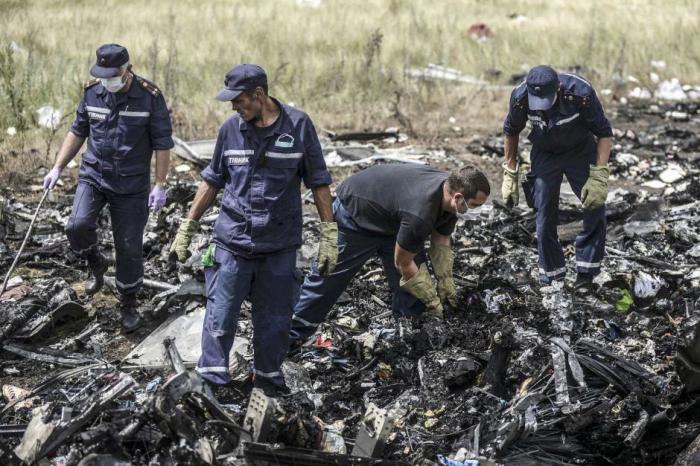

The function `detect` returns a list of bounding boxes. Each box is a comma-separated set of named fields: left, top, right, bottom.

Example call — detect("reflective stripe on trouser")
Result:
left=290, top=199, right=426, bottom=341
left=65, top=181, right=148, bottom=295
left=197, top=247, right=300, bottom=386
left=530, top=146, right=606, bottom=284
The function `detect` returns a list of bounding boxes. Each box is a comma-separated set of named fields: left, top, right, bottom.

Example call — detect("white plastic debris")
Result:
left=659, top=164, right=686, bottom=184
left=650, top=59, right=666, bottom=70
left=175, top=164, right=191, bottom=173
left=36, top=106, right=61, bottom=129
left=642, top=180, right=666, bottom=189
left=628, top=87, right=652, bottom=99
left=688, top=243, right=700, bottom=258
left=6, top=127, right=17, bottom=136
left=405, top=64, right=488, bottom=85
left=296, top=0, right=322, bottom=7
left=655, top=79, right=686, bottom=101
left=650, top=72, right=660, bottom=84
left=615, top=152, right=639, bottom=167
left=600, top=88, right=613, bottom=96
left=666, top=111, right=689, bottom=121
left=634, top=271, right=665, bottom=299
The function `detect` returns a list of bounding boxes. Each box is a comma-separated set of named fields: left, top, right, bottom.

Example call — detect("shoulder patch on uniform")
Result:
left=135, top=76, right=162, bottom=97
left=561, top=90, right=592, bottom=108
left=514, top=92, right=528, bottom=110
left=84, top=78, right=99, bottom=89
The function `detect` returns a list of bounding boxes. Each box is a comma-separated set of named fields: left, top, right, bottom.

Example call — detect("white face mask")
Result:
left=100, top=75, right=126, bottom=93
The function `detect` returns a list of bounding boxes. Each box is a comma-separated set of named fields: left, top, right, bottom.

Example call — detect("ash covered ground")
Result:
left=2, top=99, right=700, bottom=465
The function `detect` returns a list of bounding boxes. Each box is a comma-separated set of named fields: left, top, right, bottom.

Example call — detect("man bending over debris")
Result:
left=169, top=64, right=336, bottom=396
left=501, top=65, right=613, bottom=291
left=42, top=44, right=173, bottom=332
left=289, top=163, right=490, bottom=344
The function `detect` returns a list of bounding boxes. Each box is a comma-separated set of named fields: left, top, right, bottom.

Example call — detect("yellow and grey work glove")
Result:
left=400, top=263, right=444, bottom=319
left=429, top=243, right=457, bottom=308
left=317, top=222, right=338, bottom=276
left=581, top=165, right=610, bottom=210
left=501, top=162, right=519, bottom=207
left=169, top=218, right=199, bottom=262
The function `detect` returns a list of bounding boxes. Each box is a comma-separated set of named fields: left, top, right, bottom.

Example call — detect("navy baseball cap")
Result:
left=526, top=65, right=559, bottom=111
left=90, top=44, right=129, bottom=78
left=215, top=64, right=268, bottom=101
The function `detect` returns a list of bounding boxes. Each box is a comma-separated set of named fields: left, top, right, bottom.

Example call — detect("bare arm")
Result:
left=187, top=181, right=219, bottom=221
left=53, top=132, right=86, bottom=169
left=596, top=137, right=612, bottom=166
left=504, top=133, right=520, bottom=170
left=311, top=185, right=333, bottom=222
left=394, top=242, right=418, bottom=281
left=430, top=230, right=450, bottom=247
left=154, top=149, right=170, bottom=185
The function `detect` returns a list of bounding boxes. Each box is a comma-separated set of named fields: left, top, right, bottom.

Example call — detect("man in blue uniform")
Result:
left=42, top=44, right=173, bottom=332
left=289, top=164, right=490, bottom=344
left=169, top=64, right=336, bottom=396
left=501, top=65, right=613, bottom=290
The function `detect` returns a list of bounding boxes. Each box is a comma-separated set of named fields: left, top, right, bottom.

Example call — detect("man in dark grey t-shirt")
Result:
left=289, top=163, right=490, bottom=342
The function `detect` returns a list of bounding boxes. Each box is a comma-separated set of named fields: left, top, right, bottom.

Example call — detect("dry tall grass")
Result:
left=0, top=0, right=698, bottom=170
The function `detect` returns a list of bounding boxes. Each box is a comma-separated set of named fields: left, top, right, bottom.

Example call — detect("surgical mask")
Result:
left=100, top=75, right=126, bottom=93
left=457, top=205, right=482, bottom=221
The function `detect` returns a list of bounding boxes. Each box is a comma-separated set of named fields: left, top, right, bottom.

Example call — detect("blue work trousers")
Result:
left=196, top=246, right=300, bottom=386
left=65, top=181, right=148, bottom=295
left=528, top=147, right=606, bottom=283
left=290, top=199, right=425, bottom=341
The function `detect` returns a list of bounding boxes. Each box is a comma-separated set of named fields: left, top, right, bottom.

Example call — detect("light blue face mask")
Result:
left=100, top=75, right=126, bottom=93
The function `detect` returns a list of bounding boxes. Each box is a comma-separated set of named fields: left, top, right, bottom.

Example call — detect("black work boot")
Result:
left=119, top=294, right=141, bottom=333
left=85, top=252, right=108, bottom=296
left=574, top=273, right=594, bottom=293
left=253, top=377, right=290, bottom=398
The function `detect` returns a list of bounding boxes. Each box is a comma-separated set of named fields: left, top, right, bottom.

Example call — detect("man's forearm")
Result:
left=311, top=185, right=333, bottom=222
left=53, top=132, right=85, bottom=169
left=187, top=181, right=219, bottom=221
left=504, top=134, right=520, bottom=170
left=596, top=137, right=612, bottom=166
left=394, top=242, right=418, bottom=280
left=154, top=150, right=170, bottom=184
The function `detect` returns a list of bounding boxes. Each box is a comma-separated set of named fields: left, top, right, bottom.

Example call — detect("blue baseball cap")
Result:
left=526, top=65, right=559, bottom=111
left=215, top=64, right=268, bottom=101
left=90, top=44, right=129, bottom=78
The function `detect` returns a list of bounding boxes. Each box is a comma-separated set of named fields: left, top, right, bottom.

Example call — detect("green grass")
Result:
left=0, top=0, right=699, bottom=170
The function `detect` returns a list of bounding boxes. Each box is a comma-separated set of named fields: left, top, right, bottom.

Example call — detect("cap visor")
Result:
left=90, top=64, right=121, bottom=78
left=215, top=88, right=243, bottom=102
left=528, top=92, right=556, bottom=111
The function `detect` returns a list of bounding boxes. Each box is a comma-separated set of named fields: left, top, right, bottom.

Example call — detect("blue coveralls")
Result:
left=196, top=99, right=332, bottom=387
left=289, top=198, right=426, bottom=342
left=66, top=76, right=173, bottom=295
left=503, top=73, right=613, bottom=283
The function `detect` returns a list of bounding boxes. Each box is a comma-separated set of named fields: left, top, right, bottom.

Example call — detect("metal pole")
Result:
left=0, top=189, right=50, bottom=296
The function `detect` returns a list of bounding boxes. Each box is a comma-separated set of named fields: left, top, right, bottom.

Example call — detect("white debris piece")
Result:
left=655, top=79, right=686, bottom=101
left=659, top=164, right=686, bottom=184
left=296, top=0, right=322, bottom=7
left=615, top=152, right=639, bottom=167
left=405, top=64, right=488, bottom=85
left=36, top=106, right=61, bottom=129
left=175, top=164, right=191, bottom=173
left=6, top=126, right=17, bottom=136
left=634, top=271, right=665, bottom=299
left=628, top=87, right=652, bottom=99
left=651, top=59, right=667, bottom=70
left=641, top=180, right=667, bottom=189
left=650, top=72, right=660, bottom=84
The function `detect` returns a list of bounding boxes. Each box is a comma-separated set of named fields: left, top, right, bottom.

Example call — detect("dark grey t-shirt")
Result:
left=336, top=164, right=457, bottom=252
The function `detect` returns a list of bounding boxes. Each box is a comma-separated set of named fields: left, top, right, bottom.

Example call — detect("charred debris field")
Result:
left=2, top=99, right=700, bottom=465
